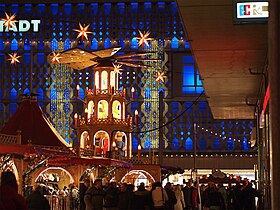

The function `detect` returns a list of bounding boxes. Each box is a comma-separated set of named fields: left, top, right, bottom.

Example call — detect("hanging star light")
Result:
left=155, top=71, right=167, bottom=83
left=113, top=63, right=123, bottom=74
left=136, top=30, right=153, bottom=48
left=51, top=52, right=62, bottom=64
left=8, top=53, right=21, bottom=64
left=1, top=12, right=17, bottom=30
left=73, top=23, right=92, bottom=40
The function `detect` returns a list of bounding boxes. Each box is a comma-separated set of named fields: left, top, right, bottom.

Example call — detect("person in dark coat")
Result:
left=117, top=182, right=133, bottom=210
left=104, top=182, right=119, bottom=210
left=241, top=181, right=260, bottom=210
left=182, top=182, right=193, bottom=210
left=80, top=179, right=90, bottom=210
left=84, top=179, right=106, bottom=210
left=0, top=170, right=27, bottom=210
left=231, top=182, right=243, bottom=210
left=165, top=182, right=177, bottom=210
left=26, top=185, right=50, bottom=210
left=204, top=182, right=224, bottom=210
left=133, top=182, right=150, bottom=210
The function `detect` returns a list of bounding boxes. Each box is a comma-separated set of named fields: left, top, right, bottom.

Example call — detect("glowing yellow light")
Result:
left=8, top=53, right=21, bottom=64
left=113, top=63, right=122, bottom=74
left=51, top=52, right=62, bottom=63
left=136, top=30, right=153, bottom=48
left=73, top=23, right=92, bottom=40
left=155, top=71, right=166, bottom=83
left=1, top=12, right=18, bottom=29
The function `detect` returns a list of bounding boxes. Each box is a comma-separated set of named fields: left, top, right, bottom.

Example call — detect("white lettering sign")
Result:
left=0, top=20, right=41, bottom=32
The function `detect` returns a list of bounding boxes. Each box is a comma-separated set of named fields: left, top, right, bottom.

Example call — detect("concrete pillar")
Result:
left=268, top=0, right=280, bottom=208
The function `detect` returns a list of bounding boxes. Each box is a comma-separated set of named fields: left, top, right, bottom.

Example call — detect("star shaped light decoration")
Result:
left=113, top=63, right=123, bottom=74
left=8, top=53, right=21, bottom=64
left=155, top=71, right=167, bottom=84
left=1, top=12, right=18, bottom=30
left=73, top=23, right=92, bottom=40
left=136, top=30, right=153, bottom=48
left=51, top=52, right=62, bottom=64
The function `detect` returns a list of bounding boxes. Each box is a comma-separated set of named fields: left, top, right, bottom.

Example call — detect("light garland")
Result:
left=197, top=124, right=248, bottom=144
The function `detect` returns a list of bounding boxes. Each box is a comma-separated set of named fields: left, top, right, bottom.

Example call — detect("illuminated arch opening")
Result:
left=121, top=170, right=155, bottom=190
left=80, top=131, right=89, bottom=149
left=110, top=71, right=116, bottom=90
left=112, top=100, right=121, bottom=119
left=35, top=167, right=74, bottom=189
left=88, top=100, right=94, bottom=119
left=122, top=102, right=125, bottom=119
left=101, top=71, right=108, bottom=90
left=95, top=71, right=99, bottom=89
left=98, top=100, right=108, bottom=118
left=94, top=130, right=110, bottom=155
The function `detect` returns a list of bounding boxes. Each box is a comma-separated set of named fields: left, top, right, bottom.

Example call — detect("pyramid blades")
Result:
left=91, top=47, right=122, bottom=58
left=114, top=51, right=157, bottom=59
left=116, top=61, right=151, bottom=68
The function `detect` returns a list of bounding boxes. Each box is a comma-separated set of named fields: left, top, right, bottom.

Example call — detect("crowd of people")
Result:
left=79, top=178, right=260, bottom=210
left=0, top=170, right=261, bottom=210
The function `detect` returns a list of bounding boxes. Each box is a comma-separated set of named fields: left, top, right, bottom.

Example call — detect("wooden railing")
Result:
left=0, top=131, right=21, bottom=144
left=45, top=195, right=70, bottom=210
left=79, top=117, right=130, bottom=126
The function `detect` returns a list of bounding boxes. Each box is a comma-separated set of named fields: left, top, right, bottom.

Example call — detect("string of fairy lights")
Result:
left=196, top=124, right=250, bottom=145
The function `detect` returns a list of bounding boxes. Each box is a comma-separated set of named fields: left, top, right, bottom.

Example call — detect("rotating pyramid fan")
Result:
left=50, top=47, right=160, bottom=70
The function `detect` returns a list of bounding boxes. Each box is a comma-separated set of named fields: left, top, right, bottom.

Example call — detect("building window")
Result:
left=182, top=56, right=204, bottom=94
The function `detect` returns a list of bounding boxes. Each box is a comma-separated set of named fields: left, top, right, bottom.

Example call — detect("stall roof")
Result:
left=0, top=144, right=73, bottom=157
left=1, top=97, right=70, bottom=148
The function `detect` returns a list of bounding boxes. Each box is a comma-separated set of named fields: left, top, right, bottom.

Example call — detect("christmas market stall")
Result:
left=0, top=96, right=74, bottom=195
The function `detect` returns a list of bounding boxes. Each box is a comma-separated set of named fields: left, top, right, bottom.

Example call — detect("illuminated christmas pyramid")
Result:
left=51, top=46, right=155, bottom=160
left=75, top=63, right=133, bottom=160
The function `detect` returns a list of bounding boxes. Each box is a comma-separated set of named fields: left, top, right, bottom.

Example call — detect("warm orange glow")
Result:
left=155, top=71, right=167, bottom=83
left=113, top=63, right=122, bottom=74
left=135, top=110, right=138, bottom=115
left=51, top=52, right=62, bottom=64
left=8, top=53, right=21, bottom=64
left=74, top=113, right=78, bottom=129
left=1, top=12, right=18, bottom=29
left=73, top=23, right=92, bottom=40
left=112, top=141, right=116, bottom=147
left=136, top=30, right=153, bottom=48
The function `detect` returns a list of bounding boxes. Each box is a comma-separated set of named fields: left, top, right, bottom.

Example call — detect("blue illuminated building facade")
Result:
left=0, top=1, right=255, bottom=154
